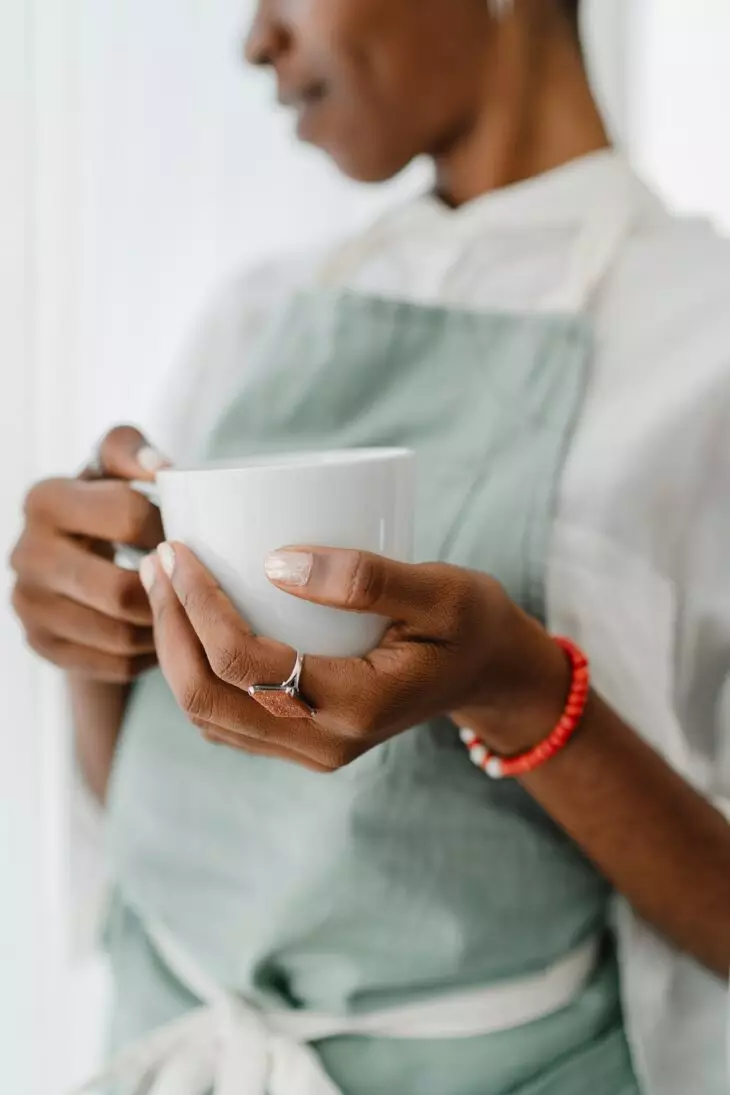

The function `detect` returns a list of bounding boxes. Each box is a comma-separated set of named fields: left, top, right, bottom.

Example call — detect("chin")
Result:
left=327, top=145, right=414, bottom=185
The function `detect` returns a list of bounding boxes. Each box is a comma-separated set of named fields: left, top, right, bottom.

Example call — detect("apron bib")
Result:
left=101, top=190, right=642, bottom=1095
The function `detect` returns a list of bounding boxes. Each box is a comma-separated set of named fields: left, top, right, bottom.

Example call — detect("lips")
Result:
left=277, top=80, right=328, bottom=110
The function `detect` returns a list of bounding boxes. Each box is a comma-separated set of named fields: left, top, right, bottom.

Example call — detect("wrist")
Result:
left=455, top=611, right=573, bottom=756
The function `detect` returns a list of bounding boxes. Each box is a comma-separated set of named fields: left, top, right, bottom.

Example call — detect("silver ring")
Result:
left=247, top=651, right=316, bottom=720
left=283, top=651, right=306, bottom=693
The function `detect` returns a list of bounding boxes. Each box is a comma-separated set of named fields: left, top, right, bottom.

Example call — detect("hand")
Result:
left=10, top=426, right=168, bottom=682
left=141, top=543, right=570, bottom=770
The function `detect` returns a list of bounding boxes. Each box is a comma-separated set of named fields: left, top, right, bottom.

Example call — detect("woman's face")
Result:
left=245, top=0, right=495, bottom=182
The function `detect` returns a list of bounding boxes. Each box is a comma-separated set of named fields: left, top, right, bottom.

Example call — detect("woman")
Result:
left=10, top=1, right=730, bottom=1093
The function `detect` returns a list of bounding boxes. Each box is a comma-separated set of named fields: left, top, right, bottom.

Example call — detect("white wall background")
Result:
left=78, top=0, right=633, bottom=453
left=1, top=2, right=729, bottom=1092
left=1, top=2, right=80, bottom=1091
left=630, top=0, right=730, bottom=231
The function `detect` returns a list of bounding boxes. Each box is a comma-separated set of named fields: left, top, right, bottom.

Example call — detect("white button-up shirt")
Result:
left=137, top=149, right=730, bottom=1093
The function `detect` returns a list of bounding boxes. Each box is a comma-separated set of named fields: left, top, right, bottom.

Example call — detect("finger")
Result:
left=156, top=542, right=298, bottom=689
left=25, top=628, right=156, bottom=681
left=12, top=531, right=153, bottom=624
left=85, top=425, right=170, bottom=482
left=264, top=547, right=457, bottom=629
left=24, top=479, right=163, bottom=548
left=159, top=543, right=460, bottom=741
left=142, top=552, right=256, bottom=723
left=142, top=552, right=342, bottom=761
left=190, top=720, right=334, bottom=773
left=12, top=584, right=156, bottom=657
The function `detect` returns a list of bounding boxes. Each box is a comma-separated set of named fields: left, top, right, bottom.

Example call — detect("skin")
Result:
left=142, top=544, right=730, bottom=979
left=9, top=0, right=730, bottom=979
left=9, top=427, right=165, bottom=800
left=244, top=0, right=608, bottom=202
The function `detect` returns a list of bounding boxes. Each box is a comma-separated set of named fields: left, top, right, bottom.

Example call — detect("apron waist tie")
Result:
left=72, top=927, right=600, bottom=1095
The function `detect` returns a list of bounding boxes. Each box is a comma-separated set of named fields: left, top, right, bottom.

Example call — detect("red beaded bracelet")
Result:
left=459, top=637, right=589, bottom=780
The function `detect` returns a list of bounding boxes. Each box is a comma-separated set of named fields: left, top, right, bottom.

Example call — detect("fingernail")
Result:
left=140, top=555, right=156, bottom=593
left=158, top=542, right=176, bottom=579
left=137, top=445, right=169, bottom=474
left=265, top=550, right=313, bottom=587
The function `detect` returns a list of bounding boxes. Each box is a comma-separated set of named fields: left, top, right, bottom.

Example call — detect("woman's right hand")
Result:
left=9, top=426, right=167, bottom=683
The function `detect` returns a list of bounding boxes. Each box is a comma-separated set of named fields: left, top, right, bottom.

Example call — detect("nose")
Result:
left=244, top=3, right=291, bottom=68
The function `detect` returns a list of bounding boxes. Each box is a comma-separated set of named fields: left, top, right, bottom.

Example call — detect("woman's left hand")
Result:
left=141, top=543, right=570, bottom=771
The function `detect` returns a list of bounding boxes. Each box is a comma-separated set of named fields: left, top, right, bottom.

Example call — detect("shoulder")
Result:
left=554, top=211, right=730, bottom=767
left=598, top=209, right=730, bottom=407
left=564, top=209, right=730, bottom=577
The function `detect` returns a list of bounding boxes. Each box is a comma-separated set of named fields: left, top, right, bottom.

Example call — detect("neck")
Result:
left=434, top=24, right=610, bottom=207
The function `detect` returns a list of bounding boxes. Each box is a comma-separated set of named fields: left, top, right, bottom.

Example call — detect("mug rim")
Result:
left=158, top=447, right=414, bottom=478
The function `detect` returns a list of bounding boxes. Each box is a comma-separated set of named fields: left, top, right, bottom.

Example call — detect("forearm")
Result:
left=521, top=692, right=730, bottom=978
left=484, top=630, right=730, bottom=980
left=70, top=673, right=130, bottom=804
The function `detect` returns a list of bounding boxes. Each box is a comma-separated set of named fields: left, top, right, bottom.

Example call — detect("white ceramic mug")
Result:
left=129, top=448, right=414, bottom=658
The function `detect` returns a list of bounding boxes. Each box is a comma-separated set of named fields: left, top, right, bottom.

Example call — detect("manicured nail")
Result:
left=137, top=445, right=169, bottom=474
left=265, top=551, right=313, bottom=587
left=157, top=542, right=176, bottom=579
left=140, top=555, right=156, bottom=594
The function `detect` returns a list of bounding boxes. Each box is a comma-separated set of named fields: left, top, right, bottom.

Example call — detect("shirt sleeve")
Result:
left=673, top=387, right=730, bottom=819
left=546, top=353, right=730, bottom=1095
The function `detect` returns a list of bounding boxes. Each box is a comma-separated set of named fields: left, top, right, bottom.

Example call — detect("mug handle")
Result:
left=114, top=480, right=162, bottom=572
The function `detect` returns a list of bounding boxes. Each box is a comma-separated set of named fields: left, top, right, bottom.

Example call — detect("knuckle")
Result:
left=8, top=535, right=26, bottom=576
left=446, top=572, right=479, bottom=634
left=10, top=529, right=55, bottom=586
left=22, top=479, right=51, bottom=519
left=179, top=676, right=215, bottom=722
left=23, top=477, right=69, bottom=522
left=27, top=629, right=61, bottom=664
left=10, top=583, right=44, bottom=632
left=208, top=633, right=251, bottom=685
left=343, top=553, right=383, bottom=611
left=10, top=582, right=28, bottom=620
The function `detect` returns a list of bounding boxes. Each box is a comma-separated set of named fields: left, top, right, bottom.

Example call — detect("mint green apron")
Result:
left=104, top=200, right=641, bottom=1094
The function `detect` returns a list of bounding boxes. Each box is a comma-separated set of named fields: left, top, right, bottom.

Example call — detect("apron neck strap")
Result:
left=538, top=172, right=639, bottom=315
left=315, top=170, right=640, bottom=314
left=313, top=212, right=399, bottom=290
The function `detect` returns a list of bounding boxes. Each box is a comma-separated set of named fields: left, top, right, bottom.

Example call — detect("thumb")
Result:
left=264, top=546, right=449, bottom=625
left=89, top=425, right=170, bottom=482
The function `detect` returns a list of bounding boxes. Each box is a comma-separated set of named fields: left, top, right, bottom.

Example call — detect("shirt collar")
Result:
left=408, top=149, right=663, bottom=235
